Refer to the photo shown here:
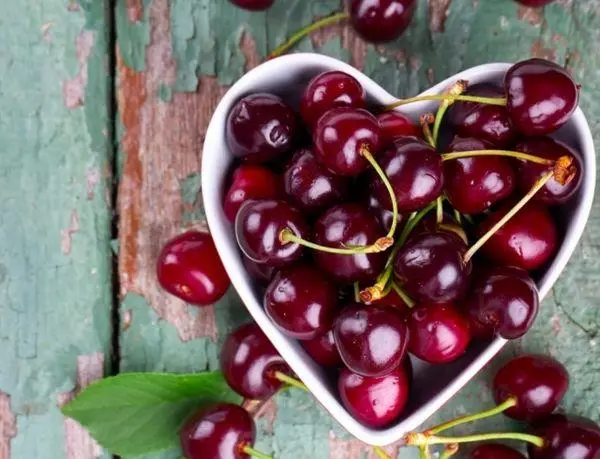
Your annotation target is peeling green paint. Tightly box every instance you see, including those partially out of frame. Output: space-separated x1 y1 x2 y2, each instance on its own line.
116 0 152 71
158 82 173 102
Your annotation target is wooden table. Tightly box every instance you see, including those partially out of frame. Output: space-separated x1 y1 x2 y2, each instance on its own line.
1 0 599 457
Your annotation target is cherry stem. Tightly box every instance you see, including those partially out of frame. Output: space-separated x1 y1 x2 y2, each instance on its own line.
420 113 436 147
280 228 392 255
463 171 554 263
419 446 431 459
391 282 415 308
440 444 459 459
268 12 350 59
407 431 545 448
433 80 468 144
441 150 554 166
453 209 461 224
354 282 361 302
273 371 309 391
385 94 507 111
373 446 391 459
242 444 273 459
436 197 444 224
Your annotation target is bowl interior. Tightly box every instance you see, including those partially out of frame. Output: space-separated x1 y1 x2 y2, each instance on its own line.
202 54 595 446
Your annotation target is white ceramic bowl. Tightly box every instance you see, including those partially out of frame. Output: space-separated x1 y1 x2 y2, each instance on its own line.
202 53 596 446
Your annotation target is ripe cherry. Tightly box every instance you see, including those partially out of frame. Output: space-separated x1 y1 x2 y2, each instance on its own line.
235 199 308 267
156 231 230 306
265 264 338 340
505 58 579 136
465 266 539 340
224 164 281 222
227 93 297 163
334 304 409 377
471 444 526 459
528 414 600 459
476 202 557 271
220 322 290 399
377 112 421 146
493 354 569 422
300 71 365 128
408 302 471 364
338 366 410 428
302 329 343 367
349 0 418 43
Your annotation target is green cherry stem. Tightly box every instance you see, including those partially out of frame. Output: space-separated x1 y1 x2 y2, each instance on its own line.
242 445 273 459
385 94 507 111
420 113 436 147
354 282 361 302
407 431 545 448
436 196 444 224
419 446 431 459
441 150 554 166
373 446 392 459
439 444 459 459
432 80 467 144
391 282 415 308
272 371 309 392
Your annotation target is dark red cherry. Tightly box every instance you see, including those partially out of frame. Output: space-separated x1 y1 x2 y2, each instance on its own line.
369 137 444 212
529 414 600 459
465 266 539 340
224 164 281 222
476 202 557 271
505 58 579 136
334 304 409 377
366 190 406 235
302 329 343 367
227 93 297 163
338 366 410 428
493 354 569 422
515 0 555 7
283 148 350 215
471 444 526 459
180 403 255 459
300 71 365 128
514 137 583 205
349 0 417 43
235 199 308 267
313 204 387 283
265 264 338 340
444 137 516 214
157 231 230 306
314 107 381 176
220 322 290 399
242 256 276 286
447 83 516 147
369 288 410 316
394 231 472 303
377 112 421 146
408 302 471 364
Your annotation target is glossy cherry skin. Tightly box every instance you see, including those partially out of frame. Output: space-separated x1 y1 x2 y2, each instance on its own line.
366 190 406 234
407 302 471 364
220 322 290 399
444 137 516 214
300 71 365 128
157 231 230 306
515 137 583 205
394 231 472 303
369 137 444 212
447 83 516 147
242 256 276 286
515 0 555 6
265 264 338 340
471 444 526 459
464 266 539 340
476 202 557 271
313 107 381 176
313 204 387 283
338 366 410 428
334 304 409 377
181 403 255 459
377 112 421 146
235 199 308 267
302 329 343 367
227 93 297 163
228 0 275 10
505 58 579 136
283 148 350 215
493 354 569 422
224 164 281 222
349 0 417 43
529 414 600 459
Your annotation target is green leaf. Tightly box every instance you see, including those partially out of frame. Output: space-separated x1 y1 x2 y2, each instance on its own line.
61 371 242 457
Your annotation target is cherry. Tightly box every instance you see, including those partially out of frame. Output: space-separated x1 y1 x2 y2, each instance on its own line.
338 366 410 428
528 414 600 459
476 202 557 271
224 164 281 222
514 137 583 205
377 112 421 146
228 0 274 10
301 329 343 367
464 266 539 340
334 304 409 377
313 107 381 176
264 264 338 340
349 0 417 43
235 199 308 267
505 58 579 136
394 231 472 303
369 287 410 315
443 137 516 214
156 231 230 306
366 190 406 235
493 354 569 422
369 137 444 212
180 403 257 459
312 204 387 283
300 71 365 128
220 322 290 399
283 148 350 215
227 93 297 163
407 302 471 364
515 0 555 6
447 83 516 147
471 444 526 459
242 256 276 287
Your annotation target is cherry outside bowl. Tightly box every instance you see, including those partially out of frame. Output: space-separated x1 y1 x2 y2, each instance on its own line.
202 53 595 447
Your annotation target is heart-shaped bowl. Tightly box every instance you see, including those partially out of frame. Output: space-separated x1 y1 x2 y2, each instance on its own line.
202 53 595 446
